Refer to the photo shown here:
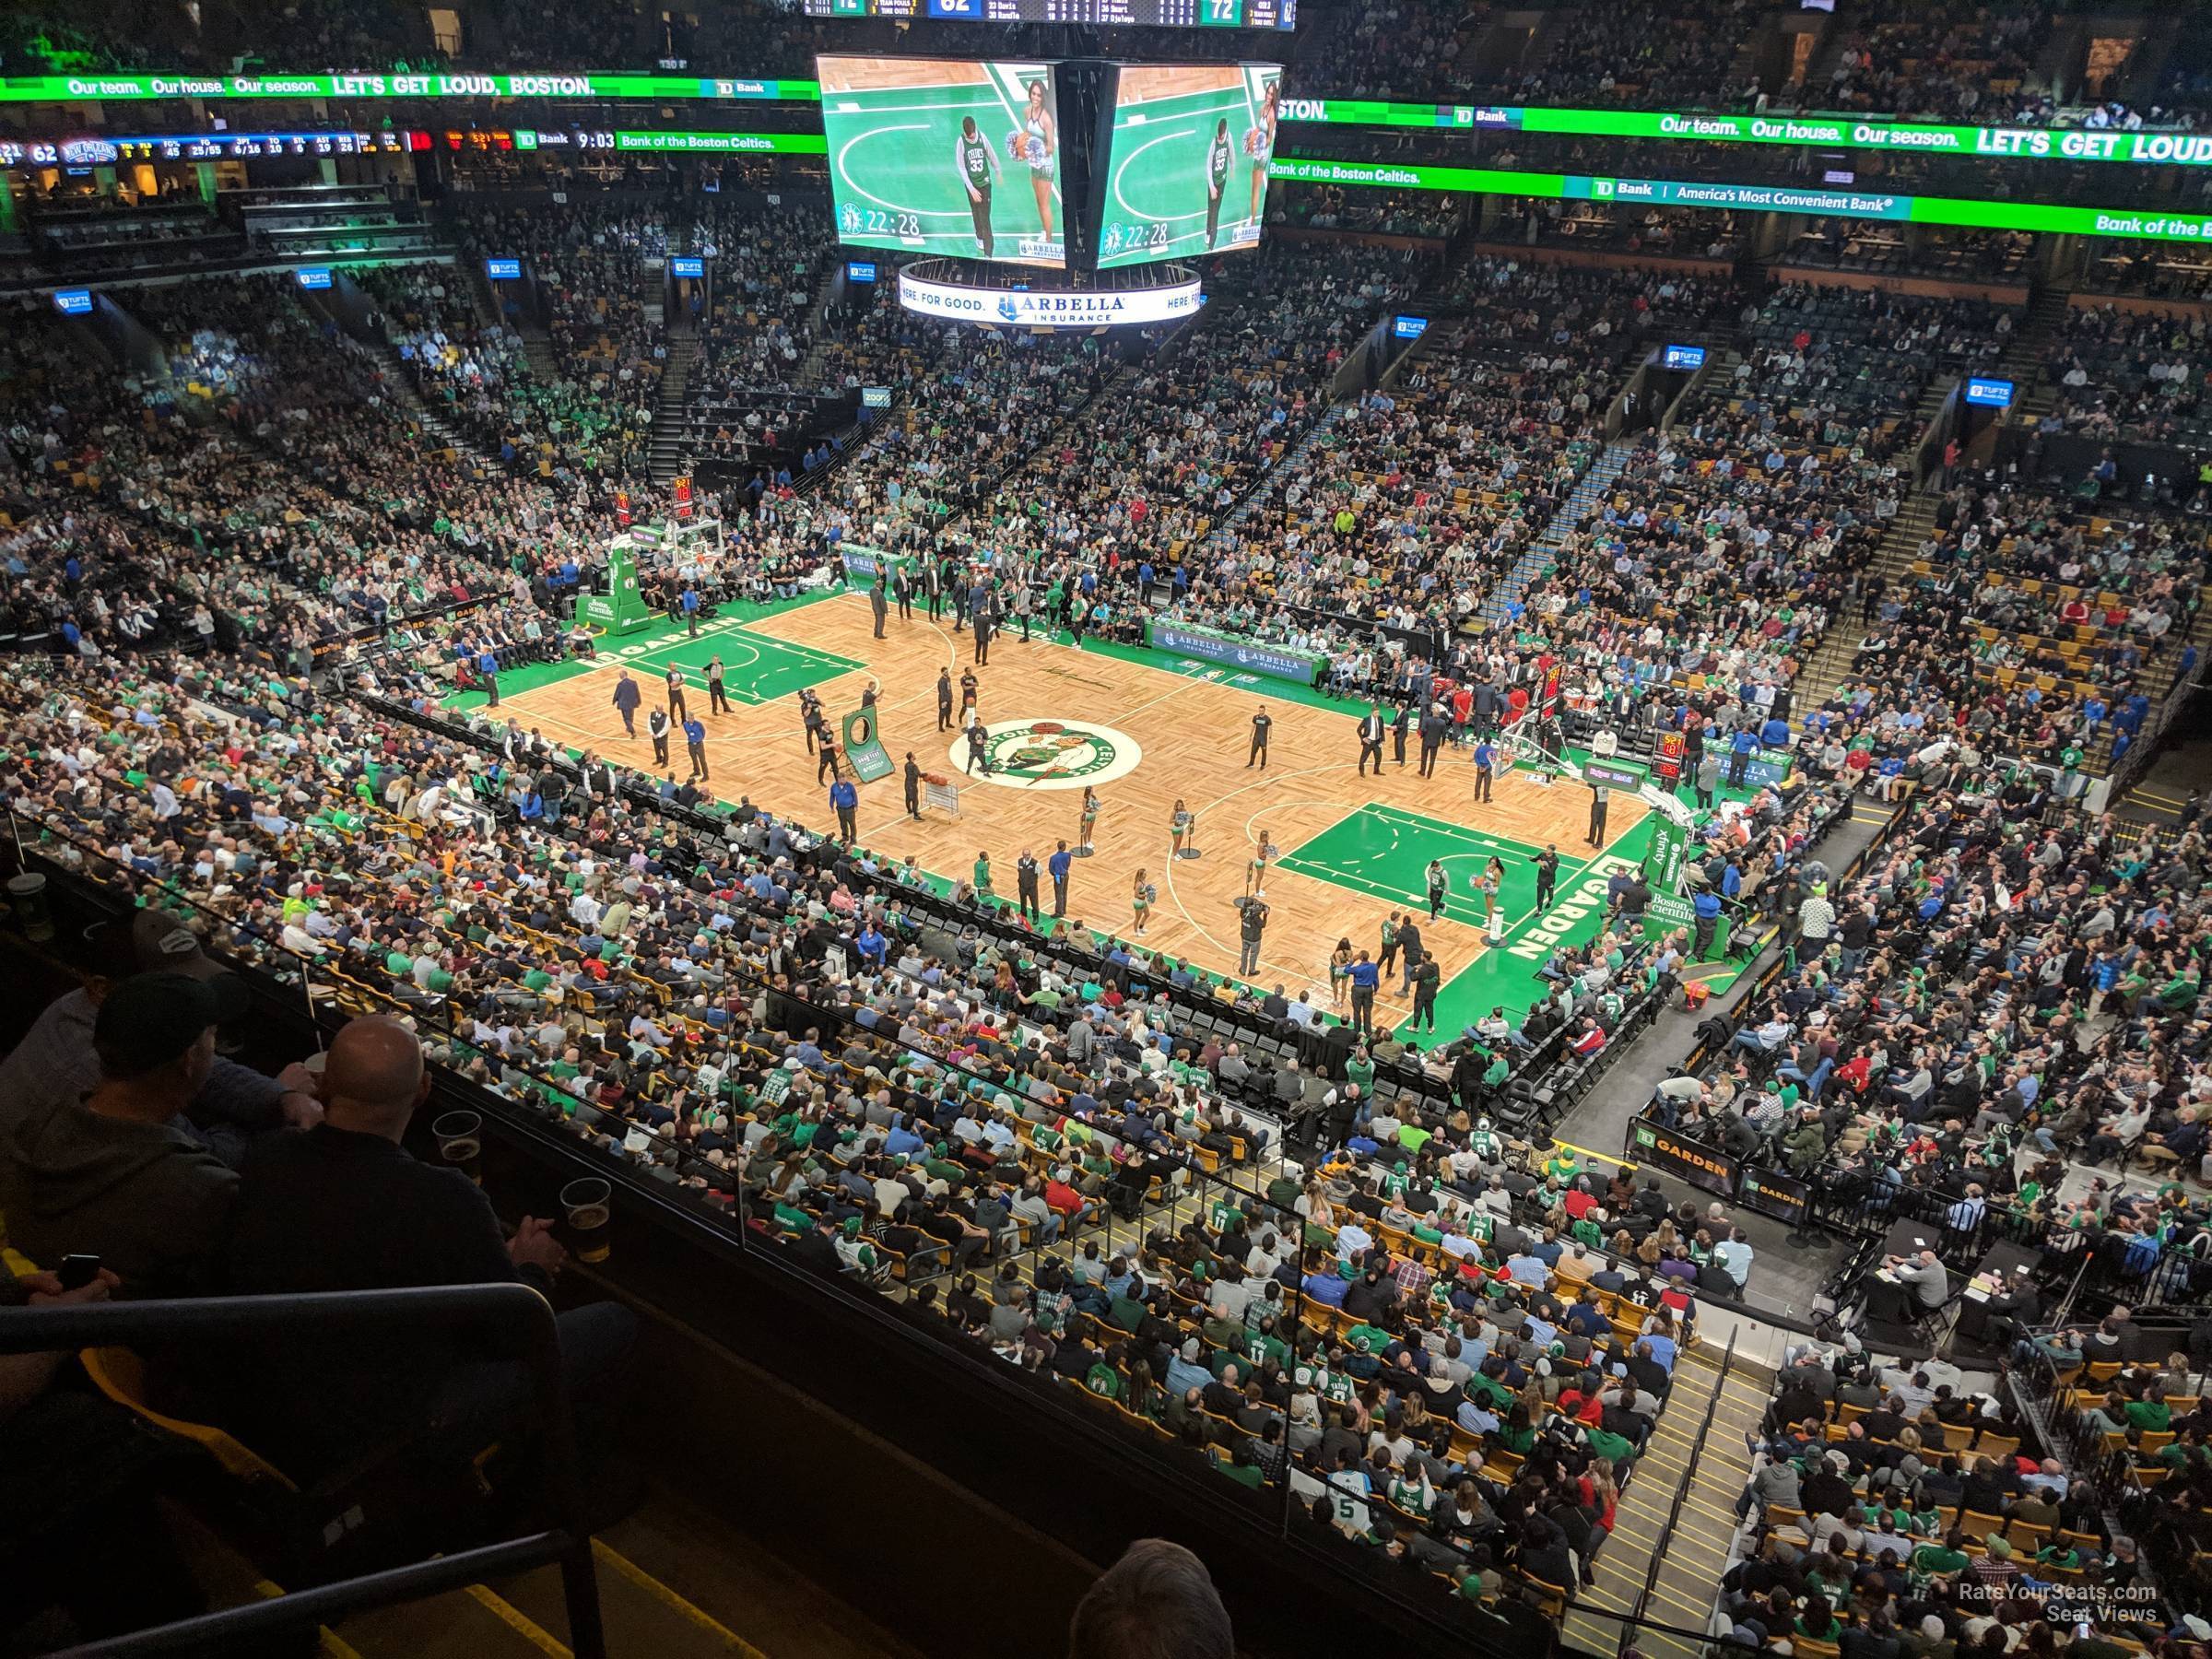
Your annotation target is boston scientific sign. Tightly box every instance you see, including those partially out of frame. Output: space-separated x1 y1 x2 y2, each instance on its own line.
897 267 1204 329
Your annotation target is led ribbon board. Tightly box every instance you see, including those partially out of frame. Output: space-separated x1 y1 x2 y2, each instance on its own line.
1265 158 2212 244
0 72 820 102
1274 100 2212 168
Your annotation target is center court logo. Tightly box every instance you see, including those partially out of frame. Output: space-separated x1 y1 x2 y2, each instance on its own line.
950 720 1143 791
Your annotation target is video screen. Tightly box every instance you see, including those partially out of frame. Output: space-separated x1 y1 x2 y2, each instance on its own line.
1095 62 1280 270
818 55 1065 268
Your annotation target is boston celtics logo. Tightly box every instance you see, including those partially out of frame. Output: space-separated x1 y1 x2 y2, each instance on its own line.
950 720 1144 792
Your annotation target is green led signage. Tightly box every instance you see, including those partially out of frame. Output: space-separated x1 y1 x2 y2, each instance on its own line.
1275 100 2212 168
1268 155 2212 243
0 72 821 102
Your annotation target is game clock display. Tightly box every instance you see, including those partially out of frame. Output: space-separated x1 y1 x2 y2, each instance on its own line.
1096 62 1281 270
819 55 1066 267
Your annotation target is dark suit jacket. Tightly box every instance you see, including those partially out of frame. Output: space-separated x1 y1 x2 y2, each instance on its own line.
213 1124 552 1477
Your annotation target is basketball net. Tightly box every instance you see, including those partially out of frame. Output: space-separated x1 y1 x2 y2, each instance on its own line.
1491 715 1582 786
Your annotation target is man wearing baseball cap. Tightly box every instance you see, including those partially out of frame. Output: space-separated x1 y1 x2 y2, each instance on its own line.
0 972 238 1296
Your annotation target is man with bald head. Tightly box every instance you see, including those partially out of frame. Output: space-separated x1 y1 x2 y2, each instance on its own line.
218 1017 635 1479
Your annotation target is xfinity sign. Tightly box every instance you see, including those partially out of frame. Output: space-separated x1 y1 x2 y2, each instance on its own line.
898 270 1204 328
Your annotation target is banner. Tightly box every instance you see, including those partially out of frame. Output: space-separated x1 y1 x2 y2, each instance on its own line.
1264 156 2212 244
1643 890 1728 954
1742 746 1794 789
1737 1165 1812 1227
1146 621 1324 686
0 71 819 102
1629 1120 1738 1197
1276 99 2212 169
839 545 912 582
1648 811 1692 897
612 131 827 154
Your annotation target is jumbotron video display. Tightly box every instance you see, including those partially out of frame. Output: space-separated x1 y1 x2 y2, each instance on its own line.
1095 62 1280 269
818 55 1065 267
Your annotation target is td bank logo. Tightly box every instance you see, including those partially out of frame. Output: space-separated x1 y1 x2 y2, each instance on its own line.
1592 178 1617 198
950 720 1144 791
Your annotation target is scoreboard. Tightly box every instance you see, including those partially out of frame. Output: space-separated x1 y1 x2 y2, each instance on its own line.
800 0 1295 27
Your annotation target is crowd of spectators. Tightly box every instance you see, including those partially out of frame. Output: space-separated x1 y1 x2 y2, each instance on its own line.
2042 305 2212 451
1722 1330 2169 1659
7 151 2212 1648
1502 0 1765 112
1808 0 2053 124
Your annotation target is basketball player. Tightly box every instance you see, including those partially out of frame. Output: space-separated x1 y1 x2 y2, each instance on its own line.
956 114 1001 258
936 668 955 732
1205 117 1233 250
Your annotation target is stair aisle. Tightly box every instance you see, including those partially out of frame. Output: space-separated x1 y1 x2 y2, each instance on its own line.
1477 439 1636 629
2005 288 2072 426
329 1488 922 1659
1795 494 1937 708
1206 403 1347 545
1559 1347 1771 1659
647 335 701 484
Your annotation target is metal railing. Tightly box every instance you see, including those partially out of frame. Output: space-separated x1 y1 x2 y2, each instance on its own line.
0 1285 605 1658
1622 1330 1739 1655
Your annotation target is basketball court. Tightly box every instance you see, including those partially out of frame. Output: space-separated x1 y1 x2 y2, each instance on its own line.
819 55 1064 265
457 589 1746 1041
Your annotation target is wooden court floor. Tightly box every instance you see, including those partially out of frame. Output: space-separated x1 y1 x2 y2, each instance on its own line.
501 594 1648 1029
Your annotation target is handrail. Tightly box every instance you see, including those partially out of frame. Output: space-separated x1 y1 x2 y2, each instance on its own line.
0 1285 606 1659
1628 1329 1738 1654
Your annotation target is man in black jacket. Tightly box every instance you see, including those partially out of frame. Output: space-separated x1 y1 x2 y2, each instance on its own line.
216 1017 635 1480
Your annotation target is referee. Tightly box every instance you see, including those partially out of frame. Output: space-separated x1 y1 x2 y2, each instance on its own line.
957 116 1000 260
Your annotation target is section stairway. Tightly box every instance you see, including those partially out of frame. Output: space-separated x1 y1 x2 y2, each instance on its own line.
1477 440 1636 629
1559 1346 1771 1659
